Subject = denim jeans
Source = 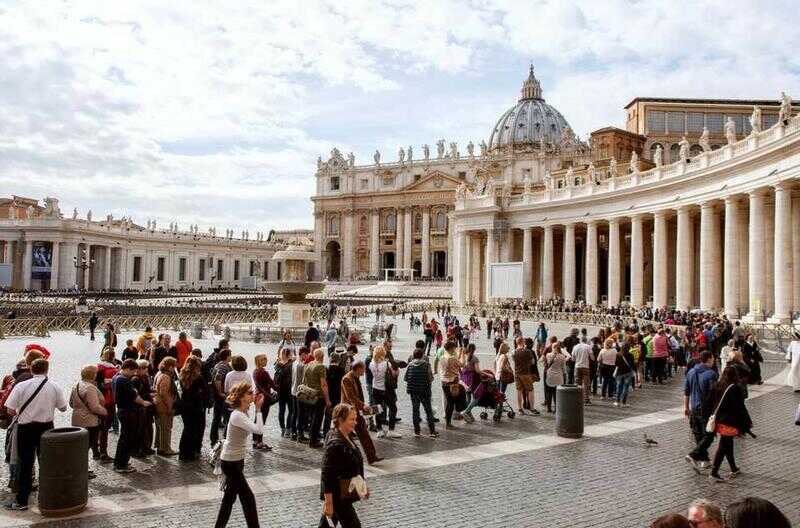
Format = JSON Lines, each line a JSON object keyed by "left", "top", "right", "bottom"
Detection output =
{"left": 600, "top": 365, "right": 616, "bottom": 398}
{"left": 614, "top": 372, "right": 633, "bottom": 403}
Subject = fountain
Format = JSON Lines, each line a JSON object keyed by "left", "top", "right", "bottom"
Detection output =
{"left": 223, "top": 242, "right": 325, "bottom": 342}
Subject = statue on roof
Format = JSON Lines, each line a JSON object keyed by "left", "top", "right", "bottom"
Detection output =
{"left": 779, "top": 91, "right": 793, "bottom": 124}
{"left": 449, "top": 142, "right": 459, "bottom": 160}
{"left": 679, "top": 136, "right": 690, "bottom": 161}
{"left": 373, "top": 149, "right": 381, "bottom": 165}
{"left": 42, "top": 197, "right": 61, "bottom": 218}
{"left": 407, "top": 145, "right": 413, "bottom": 163}
{"left": 436, "top": 140, "right": 445, "bottom": 159}
{"left": 699, "top": 127, "right": 711, "bottom": 152}
{"left": 86, "top": 209, "right": 92, "bottom": 222}
{"left": 26, "top": 205, "right": 34, "bottom": 219}
{"left": 467, "top": 141, "right": 474, "bottom": 158}
{"left": 72, "top": 207, "right": 78, "bottom": 220}
{"left": 725, "top": 117, "right": 737, "bottom": 145}
{"left": 347, "top": 152, "right": 355, "bottom": 167}
{"left": 455, "top": 182, "right": 467, "bottom": 202}
{"left": 422, "top": 144, "right": 429, "bottom": 161}
{"left": 630, "top": 151, "right": 639, "bottom": 175}
{"left": 653, "top": 145, "right": 663, "bottom": 167}
{"left": 479, "top": 140, "right": 488, "bottom": 157}
{"left": 398, "top": 147, "right": 405, "bottom": 164}
{"left": 749, "top": 105, "right": 762, "bottom": 134}
{"left": 609, "top": 157, "right": 618, "bottom": 178}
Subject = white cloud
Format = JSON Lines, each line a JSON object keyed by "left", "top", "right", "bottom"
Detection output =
{"left": 0, "top": 0, "right": 798, "bottom": 232}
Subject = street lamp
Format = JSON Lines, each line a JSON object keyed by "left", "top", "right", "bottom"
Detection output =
{"left": 73, "top": 248, "right": 95, "bottom": 291}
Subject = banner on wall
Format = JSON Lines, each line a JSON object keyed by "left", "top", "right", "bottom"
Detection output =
{"left": 31, "top": 242, "right": 53, "bottom": 279}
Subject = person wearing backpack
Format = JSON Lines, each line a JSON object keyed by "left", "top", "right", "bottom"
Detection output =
{"left": 209, "top": 349, "right": 233, "bottom": 447}
{"left": 273, "top": 347, "right": 294, "bottom": 438}
{"left": 4, "top": 359, "right": 67, "bottom": 511}
{"left": 96, "top": 347, "right": 119, "bottom": 462}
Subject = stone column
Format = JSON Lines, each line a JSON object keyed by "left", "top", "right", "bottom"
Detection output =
{"left": 421, "top": 207, "right": 431, "bottom": 277}
{"left": 453, "top": 230, "right": 468, "bottom": 305}
{"left": 771, "top": 183, "right": 794, "bottom": 321}
{"left": 562, "top": 223, "right": 576, "bottom": 301}
{"left": 50, "top": 241, "right": 60, "bottom": 290}
{"left": 523, "top": 227, "right": 533, "bottom": 299}
{"left": 447, "top": 212, "right": 454, "bottom": 278}
{"left": 84, "top": 244, "right": 92, "bottom": 290}
{"left": 471, "top": 235, "right": 482, "bottom": 302}
{"left": 370, "top": 209, "right": 380, "bottom": 278}
{"left": 104, "top": 246, "right": 112, "bottom": 290}
{"left": 118, "top": 247, "right": 127, "bottom": 290}
{"left": 503, "top": 228, "right": 514, "bottom": 262}
{"left": 395, "top": 208, "right": 404, "bottom": 278}
{"left": 630, "top": 215, "right": 644, "bottom": 306}
{"left": 652, "top": 211, "right": 668, "bottom": 307}
{"left": 723, "top": 197, "right": 740, "bottom": 317}
{"left": 313, "top": 213, "right": 324, "bottom": 280}
{"left": 22, "top": 240, "right": 33, "bottom": 290}
{"left": 700, "top": 202, "right": 722, "bottom": 311}
{"left": 485, "top": 228, "right": 495, "bottom": 299}
{"left": 64, "top": 243, "right": 78, "bottom": 289}
{"left": 746, "top": 190, "right": 767, "bottom": 320}
{"left": 676, "top": 206, "right": 694, "bottom": 311}
{"left": 542, "top": 225, "right": 554, "bottom": 299}
{"left": 793, "top": 194, "right": 800, "bottom": 314}
{"left": 403, "top": 207, "right": 413, "bottom": 275}
{"left": 608, "top": 219, "right": 621, "bottom": 306}
{"left": 585, "top": 221, "right": 598, "bottom": 305}
{"left": 342, "top": 212, "right": 354, "bottom": 280}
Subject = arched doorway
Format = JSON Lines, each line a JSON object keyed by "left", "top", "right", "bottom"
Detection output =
{"left": 432, "top": 251, "right": 447, "bottom": 278}
{"left": 412, "top": 260, "right": 422, "bottom": 280}
{"left": 325, "top": 241, "right": 341, "bottom": 280}
{"left": 382, "top": 252, "right": 395, "bottom": 279}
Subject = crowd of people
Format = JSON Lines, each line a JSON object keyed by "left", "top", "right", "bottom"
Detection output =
{"left": 0, "top": 306, "right": 794, "bottom": 528}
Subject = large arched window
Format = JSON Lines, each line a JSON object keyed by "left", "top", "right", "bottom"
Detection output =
{"left": 649, "top": 142, "right": 662, "bottom": 162}
{"left": 328, "top": 216, "right": 339, "bottom": 236}
{"left": 669, "top": 143, "right": 681, "bottom": 163}
{"left": 435, "top": 211, "right": 447, "bottom": 231}
{"left": 383, "top": 212, "right": 396, "bottom": 232}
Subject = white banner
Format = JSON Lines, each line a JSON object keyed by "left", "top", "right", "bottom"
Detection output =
{"left": 488, "top": 262, "right": 523, "bottom": 299}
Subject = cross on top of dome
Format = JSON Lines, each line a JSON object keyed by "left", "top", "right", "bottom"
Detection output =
{"left": 520, "top": 64, "right": 543, "bottom": 101}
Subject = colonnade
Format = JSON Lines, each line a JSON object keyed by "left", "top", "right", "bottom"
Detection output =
{"left": 456, "top": 183, "right": 800, "bottom": 321}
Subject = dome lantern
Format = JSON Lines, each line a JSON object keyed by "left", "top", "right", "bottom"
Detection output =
{"left": 520, "top": 64, "right": 543, "bottom": 101}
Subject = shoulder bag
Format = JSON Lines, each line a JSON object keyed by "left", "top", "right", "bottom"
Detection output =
{"left": 499, "top": 358, "right": 515, "bottom": 385}
{"left": 7, "top": 377, "right": 48, "bottom": 429}
{"left": 706, "top": 384, "right": 733, "bottom": 433}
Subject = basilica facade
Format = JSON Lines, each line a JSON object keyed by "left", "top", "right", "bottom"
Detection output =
{"left": 311, "top": 66, "right": 794, "bottom": 317}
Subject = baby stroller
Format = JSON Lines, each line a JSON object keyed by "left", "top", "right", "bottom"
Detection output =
{"left": 472, "top": 369, "right": 515, "bottom": 422}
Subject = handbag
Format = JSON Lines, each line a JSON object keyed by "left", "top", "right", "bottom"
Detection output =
{"left": 339, "top": 479, "right": 360, "bottom": 502}
{"left": 448, "top": 381, "right": 462, "bottom": 398}
{"left": 296, "top": 384, "right": 319, "bottom": 405}
{"left": 499, "top": 360, "right": 515, "bottom": 385}
{"left": 706, "top": 384, "right": 733, "bottom": 433}
{"left": 172, "top": 380, "right": 184, "bottom": 416}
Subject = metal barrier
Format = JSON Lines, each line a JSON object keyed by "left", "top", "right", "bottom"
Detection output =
{"left": 0, "top": 310, "right": 278, "bottom": 338}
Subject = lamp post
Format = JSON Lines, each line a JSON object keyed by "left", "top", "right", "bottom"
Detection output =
{"left": 72, "top": 248, "right": 95, "bottom": 291}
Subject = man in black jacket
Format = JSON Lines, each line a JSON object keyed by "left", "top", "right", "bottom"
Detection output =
{"left": 561, "top": 328, "right": 580, "bottom": 384}
{"left": 304, "top": 321, "right": 320, "bottom": 350}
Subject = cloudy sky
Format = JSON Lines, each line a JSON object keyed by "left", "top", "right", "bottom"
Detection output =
{"left": 1, "top": 1, "right": 798, "bottom": 233}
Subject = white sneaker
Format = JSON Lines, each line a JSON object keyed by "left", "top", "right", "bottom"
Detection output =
{"left": 377, "top": 429, "right": 387, "bottom": 438}
{"left": 387, "top": 431, "right": 402, "bottom": 439}
{"left": 613, "top": 402, "right": 619, "bottom": 407}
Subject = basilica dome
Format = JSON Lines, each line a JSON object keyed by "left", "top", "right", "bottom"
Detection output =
{"left": 488, "top": 66, "right": 573, "bottom": 150}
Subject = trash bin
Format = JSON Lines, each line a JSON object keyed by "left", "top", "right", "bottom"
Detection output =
{"left": 39, "top": 427, "right": 88, "bottom": 516}
{"left": 555, "top": 384, "right": 583, "bottom": 439}
{"left": 191, "top": 322, "right": 204, "bottom": 340}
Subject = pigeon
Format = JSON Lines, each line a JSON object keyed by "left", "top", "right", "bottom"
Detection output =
{"left": 643, "top": 433, "right": 658, "bottom": 446}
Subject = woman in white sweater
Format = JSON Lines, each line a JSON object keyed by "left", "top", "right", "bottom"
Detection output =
{"left": 214, "top": 382, "right": 265, "bottom": 528}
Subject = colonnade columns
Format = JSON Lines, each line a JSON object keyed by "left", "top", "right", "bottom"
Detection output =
{"left": 771, "top": 182, "right": 794, "bottom": 322}
{"left": 793, "top": 195, "right": 800, "bottom": 313}
{"left": 64, "top": 243, "right": 78, "bottom": 289}
{"left": 421, "top": 207, "right": 431, "bottom": 277}
{"left": 585, "top": 221, "right": 598, "bottom": 305}
{"left": 522, "top": 227, "right": 533, "bottom": 299}
{"left": 723, "top": 197, "right": 740, "bottom": 317}
{"left": 83, "top": 244, "right": 91, "bottom": 289}
{"left": 542, "top": 225, "right": 554, "bottom": 299}
{"left": 607, "top": 219, "right": 621, "bottom": 306}
{"left": 746, "top": 190, "right": 767, "bottom": 320}
{"left": 630, "top": 215, "right": 644, "bottom": 306}
{"left": 453, "top": 230, "right": 468, "bottom": 305}
{"left": 369, "top": 209, "right": 380, "bottom": 277}
{"left": 403, "top": 207, "right": 412, "bottom": 273}
{"left": 562, "top": 224, "right": 575, "bottom": 301}
{"left": 395, "top": 208, "right": 404, "bottom": 275}
{"left": 50, "top": 242, "right": 60, "bottom": 290}
{"left": 675, "top": 206, "right": 694, "bottom": 311}
{"left": 342, "top": 212, "right": 354, "bottom": 280}
{"left": 652, "top": 211, "right": 668, "bottom": 307}
{"left": 22, "top": 240, "right": 32, "bottom": 290}
{"left": 699, "top": 203, "right": 722, "bottom": 311}
{"left": 104, "top": 246, "right": 112, "bottom": 290}
{"left": 485, "top": 228, "right": 495, "bottom": 297}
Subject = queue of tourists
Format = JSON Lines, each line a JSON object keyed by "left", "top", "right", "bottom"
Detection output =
{"left": 0, "top": 308, "right": 794, "bottom": 528}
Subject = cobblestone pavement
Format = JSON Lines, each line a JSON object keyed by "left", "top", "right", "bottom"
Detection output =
{"left": 0, "top": 316, "right": 797, "bottom": 527}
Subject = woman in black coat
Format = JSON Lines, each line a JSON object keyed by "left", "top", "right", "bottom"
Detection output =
{"left": 178, "top": 356, "right": 208, "bottom": 461}
{"left": 741, "top": 334, "right": 764, "bottom": 384}
{"left": 709, "top": 367, "right": 752, "bottom": 482}
{"left": 320, "top": 403, "right": 367, "bottom": 528}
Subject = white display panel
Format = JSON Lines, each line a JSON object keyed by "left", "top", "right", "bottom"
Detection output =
{"left": 488, "top": 262, "right": 523, "bottom": 299}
